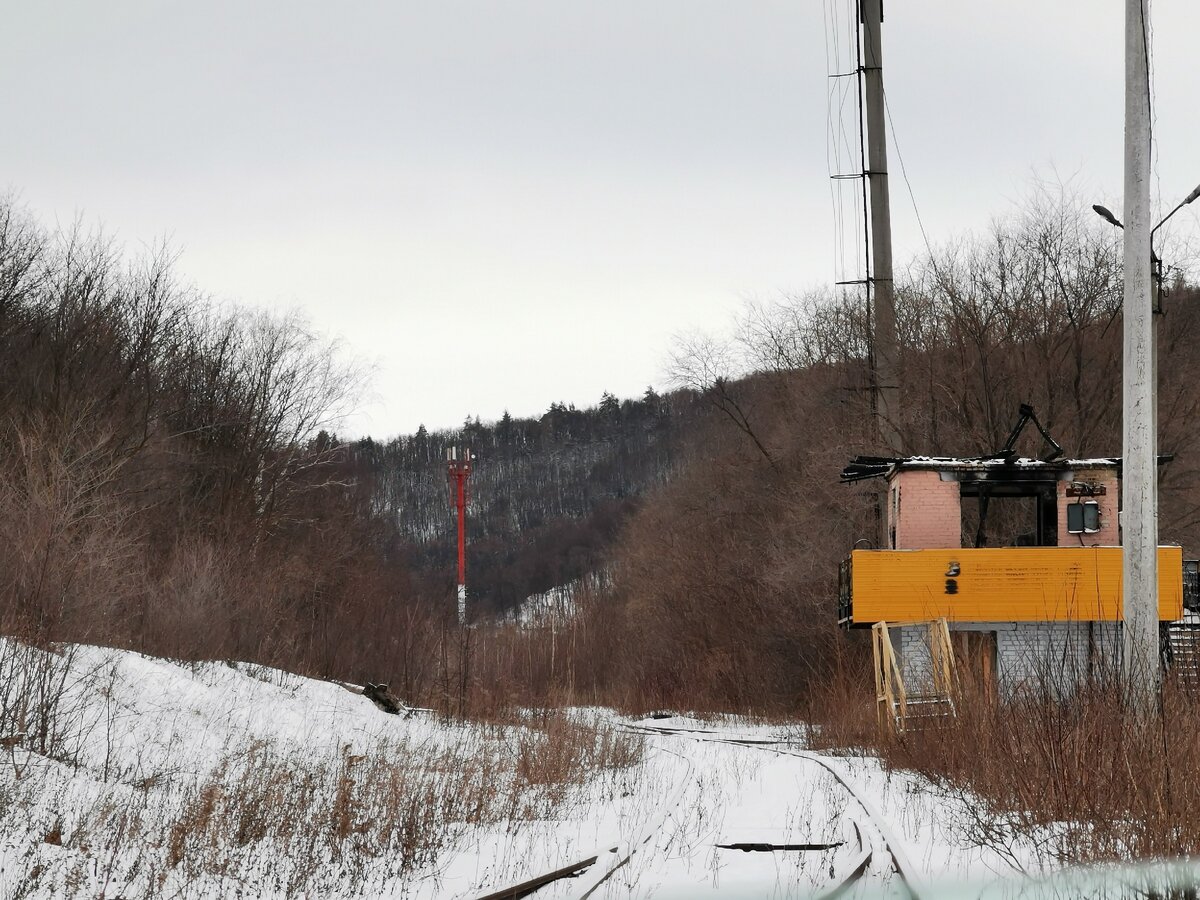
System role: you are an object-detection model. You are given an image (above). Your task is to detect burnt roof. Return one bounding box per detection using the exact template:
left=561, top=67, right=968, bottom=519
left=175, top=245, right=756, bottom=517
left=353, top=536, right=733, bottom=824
left=840, top=453, right=1127, bottom=484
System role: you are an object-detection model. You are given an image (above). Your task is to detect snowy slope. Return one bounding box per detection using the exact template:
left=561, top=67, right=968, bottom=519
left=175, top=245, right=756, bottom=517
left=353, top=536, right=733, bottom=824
left=0, top=641, right=657, bottom=898
left=0, top=642, right=1074, bottom=899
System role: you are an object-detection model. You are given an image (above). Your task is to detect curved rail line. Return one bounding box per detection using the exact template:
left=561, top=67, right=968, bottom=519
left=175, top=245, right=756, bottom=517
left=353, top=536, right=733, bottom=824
left=473, top=743, right=696, bottom=900
left=630, top=721, right=922, bottom=899
left=472, top=721, right=920, bottom=900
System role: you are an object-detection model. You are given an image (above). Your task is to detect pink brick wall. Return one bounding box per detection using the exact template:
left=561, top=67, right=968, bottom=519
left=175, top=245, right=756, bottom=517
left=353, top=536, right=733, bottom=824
left=890, top=470, right=962, bottom=549
left=1057, top=468, right=1119, bottom=546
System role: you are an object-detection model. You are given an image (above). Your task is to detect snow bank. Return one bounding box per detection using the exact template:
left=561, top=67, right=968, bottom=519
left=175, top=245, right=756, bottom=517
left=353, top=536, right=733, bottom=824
left=0, top=640, right=653, bottom=899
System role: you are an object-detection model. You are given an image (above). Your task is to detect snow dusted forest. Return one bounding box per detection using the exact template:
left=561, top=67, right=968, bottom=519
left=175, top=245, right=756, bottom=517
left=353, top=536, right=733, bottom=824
left=355, top=388, right=690, bottom=614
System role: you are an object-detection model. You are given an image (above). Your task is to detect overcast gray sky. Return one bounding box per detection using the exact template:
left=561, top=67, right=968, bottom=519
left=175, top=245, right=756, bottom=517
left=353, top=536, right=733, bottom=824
left=3, top=2, right=1198, bottom=436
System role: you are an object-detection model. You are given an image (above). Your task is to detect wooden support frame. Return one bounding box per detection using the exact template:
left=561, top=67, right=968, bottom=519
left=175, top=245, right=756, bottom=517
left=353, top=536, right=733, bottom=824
left=928, top=618, right=958, bottom=699
left=872, top=621, right=907, bottom=731
left=872, top=618, right=958, bottom=733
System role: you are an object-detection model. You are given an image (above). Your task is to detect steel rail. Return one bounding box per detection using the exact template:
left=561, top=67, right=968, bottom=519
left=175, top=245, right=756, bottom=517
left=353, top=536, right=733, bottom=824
left=622, top=721, right=922, bottom=900
left=470, top=743, right=696, bottom=900
left=472, top=721, right=919, bottom=900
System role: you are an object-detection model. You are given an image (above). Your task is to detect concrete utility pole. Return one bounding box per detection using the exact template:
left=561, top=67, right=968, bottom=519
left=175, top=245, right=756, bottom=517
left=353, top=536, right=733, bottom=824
left=1121, top=0, right=1160, bottom=706
left=861, top=0, right=902, bottom=455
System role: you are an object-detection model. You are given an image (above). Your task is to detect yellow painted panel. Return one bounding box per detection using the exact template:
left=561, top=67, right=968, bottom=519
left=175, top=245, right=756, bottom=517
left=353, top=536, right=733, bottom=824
left=849, top=546, right=1184, bottom=624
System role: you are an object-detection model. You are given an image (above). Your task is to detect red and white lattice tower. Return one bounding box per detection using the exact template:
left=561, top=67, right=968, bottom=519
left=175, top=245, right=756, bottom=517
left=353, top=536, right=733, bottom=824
left=446, top=447, right=474, bottom=624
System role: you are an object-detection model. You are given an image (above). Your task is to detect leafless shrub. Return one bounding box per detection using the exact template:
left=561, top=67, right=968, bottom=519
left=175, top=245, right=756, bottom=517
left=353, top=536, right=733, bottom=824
left=843, top=676, right=1200, bottom=867
left=0, top=640, right=102, bottom=766
left=146, top=717, right=642, bottom=895
left=0, top=423, right=144, bottom=648
left=147, top=540, right=239, bottom=660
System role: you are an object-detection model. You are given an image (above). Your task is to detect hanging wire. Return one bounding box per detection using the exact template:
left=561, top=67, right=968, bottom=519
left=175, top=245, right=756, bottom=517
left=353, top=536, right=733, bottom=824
left=824, top=0, right=869, bottom=299
left=1144, top=0, right=1158, bottom=218
left=884, top=94, right=933, bottom=263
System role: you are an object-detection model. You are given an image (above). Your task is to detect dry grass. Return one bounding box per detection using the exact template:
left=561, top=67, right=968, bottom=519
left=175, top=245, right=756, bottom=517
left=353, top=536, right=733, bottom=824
left=4, top=701, right=644, bottom=897
left=809, top=669, right=1200, bottom=867
left=0, top=637, right=647, bottom=898
left=157, top=713, right=645, bottom=894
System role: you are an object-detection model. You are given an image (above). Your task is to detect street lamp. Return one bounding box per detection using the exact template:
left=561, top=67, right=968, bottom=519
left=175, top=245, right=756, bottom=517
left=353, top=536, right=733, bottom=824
left=1094, top=184, right=1200, bottom=308
left=1153, top=183, right=1200, bottom=238
left=1092, top=203, right=1123, bottom=229
left=1094, top=183, right=1200, bottom=233
left=1092, top=185, right=1198, bottom=688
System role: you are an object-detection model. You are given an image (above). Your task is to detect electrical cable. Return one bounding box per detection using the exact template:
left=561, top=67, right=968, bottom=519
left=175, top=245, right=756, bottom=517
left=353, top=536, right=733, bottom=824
left=826, top=0, right=867, bottom=289
left=883, top=93, right=933, bottom=265
left=883, top=87, right=954, bottom=360
left=1142, top=0, right=1157, bottom=217
left=823, top=0, right=837, bottom=282
left=824, top=0, right=844, bottom=284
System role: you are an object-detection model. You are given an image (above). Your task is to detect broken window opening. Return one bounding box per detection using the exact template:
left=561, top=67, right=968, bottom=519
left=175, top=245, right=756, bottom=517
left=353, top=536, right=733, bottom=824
left=960, top=484, right=1057, bottom=548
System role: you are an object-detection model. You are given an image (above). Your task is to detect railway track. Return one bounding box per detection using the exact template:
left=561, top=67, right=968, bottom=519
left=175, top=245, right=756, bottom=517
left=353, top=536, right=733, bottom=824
left=628, top=721, right=920, bottom=899
left=474, top=718, right=920, bottom=900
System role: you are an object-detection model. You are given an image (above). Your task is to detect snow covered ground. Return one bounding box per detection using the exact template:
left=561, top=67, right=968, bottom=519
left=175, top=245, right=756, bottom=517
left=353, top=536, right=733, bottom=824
left=0, top=640, right=1141, bottom=899
left=503, top=582, right=579, bottom=627
left=577, top=716, right=1042, bottom=899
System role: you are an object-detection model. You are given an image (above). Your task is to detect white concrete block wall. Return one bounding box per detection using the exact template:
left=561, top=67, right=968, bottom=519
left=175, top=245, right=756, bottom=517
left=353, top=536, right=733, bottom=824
left=894, top=625, right=932, bottom=692
left=893, top=621, right=1123, bottom=698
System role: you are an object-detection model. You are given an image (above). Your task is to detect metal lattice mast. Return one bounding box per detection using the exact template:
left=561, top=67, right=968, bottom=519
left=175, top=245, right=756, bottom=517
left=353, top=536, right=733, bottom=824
left=446, top=447, right=474, bottom=625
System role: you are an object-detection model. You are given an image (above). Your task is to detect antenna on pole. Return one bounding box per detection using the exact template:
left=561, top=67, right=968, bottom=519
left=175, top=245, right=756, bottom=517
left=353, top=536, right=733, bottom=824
left=446, top=446, right=474, bottom=625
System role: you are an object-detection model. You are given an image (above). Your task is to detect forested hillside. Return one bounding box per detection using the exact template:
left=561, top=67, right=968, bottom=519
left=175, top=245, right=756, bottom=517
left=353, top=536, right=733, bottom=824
left=353, top=389, right=701, bottom=615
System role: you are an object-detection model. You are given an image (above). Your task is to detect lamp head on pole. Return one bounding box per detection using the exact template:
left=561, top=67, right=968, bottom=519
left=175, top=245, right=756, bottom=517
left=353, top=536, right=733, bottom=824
left=1092, top=204, right=1124, bottom=229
